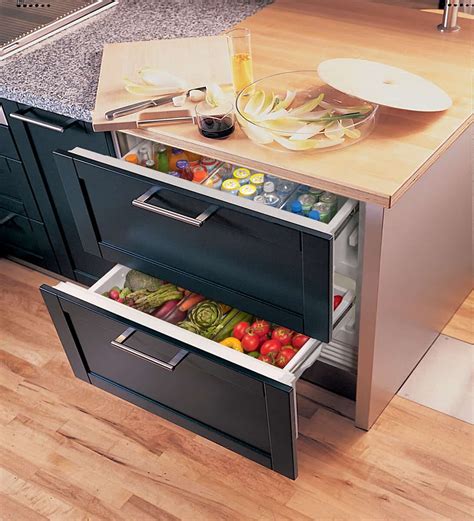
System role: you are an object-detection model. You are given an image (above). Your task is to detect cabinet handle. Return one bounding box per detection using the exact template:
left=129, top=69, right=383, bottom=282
left=132, top=186, right=218, bottom=227
left=110, top=327, right=188, bottom=371
left=0, top=212, right=16, bottom=226
left=9, top=110, right=76, bottom=133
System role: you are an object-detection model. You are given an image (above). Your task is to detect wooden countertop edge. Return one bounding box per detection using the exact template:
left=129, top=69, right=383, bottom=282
left=122, top=127, right=391, bottom=207
left=389, top=114, right=474, bottom=207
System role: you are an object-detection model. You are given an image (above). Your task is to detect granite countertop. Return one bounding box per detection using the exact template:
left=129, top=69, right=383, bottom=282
left=0, top=0, right=271, bottom=121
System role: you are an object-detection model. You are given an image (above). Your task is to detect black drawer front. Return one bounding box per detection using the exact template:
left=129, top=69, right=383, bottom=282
left=0, top=156, right=41, bottom=220
left=0, top=125, right=19, bottom=160
left=0, top=209, right=58, bottom=271
left=54, top=151, right=333, bottom=342
left=41, top=286, right=299, bottom=478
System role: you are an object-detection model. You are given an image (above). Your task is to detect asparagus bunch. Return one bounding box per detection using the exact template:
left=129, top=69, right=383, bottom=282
left=126, top=284, right=183, bottom=314
left=136, top=284, right=183, bottom=313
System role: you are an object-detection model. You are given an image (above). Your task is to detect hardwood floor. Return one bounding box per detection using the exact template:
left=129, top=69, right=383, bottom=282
left=442, top=291, right=473, bottom=344
left=0, top=258, right=473, bottom=521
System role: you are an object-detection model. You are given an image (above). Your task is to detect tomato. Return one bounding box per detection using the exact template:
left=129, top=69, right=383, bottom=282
left=258, top=352, right=276, bottom=365
left=334, top=294, right=343, bottom=309
left=275, top=347, right=297, bottom=368
left=109, top=289, right=120, bottom=300
left=260, top=339, right=281, bottom=356
left=271, top=327, right=293, bottom=345
left=241, top=330, right=261, bottom=352
left=292, top=333, right=310, bottom=351
left=233, top=321, right=250, bottom=340
left=251, top=320, right=270, bottom=337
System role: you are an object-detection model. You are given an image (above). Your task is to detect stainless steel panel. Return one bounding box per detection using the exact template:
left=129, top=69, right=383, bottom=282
left=355, top=125, right=473, bottom=430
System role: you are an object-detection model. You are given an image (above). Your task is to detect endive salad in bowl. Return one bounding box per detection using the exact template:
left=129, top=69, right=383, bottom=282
left=236, top=71, right=378, bottom=152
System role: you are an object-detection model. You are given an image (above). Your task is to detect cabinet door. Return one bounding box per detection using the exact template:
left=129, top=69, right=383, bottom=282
left=6, top=103, right=115, bottom=284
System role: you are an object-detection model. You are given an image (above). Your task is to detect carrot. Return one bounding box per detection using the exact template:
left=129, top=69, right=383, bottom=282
left=179, top=293, right=205, bottom=312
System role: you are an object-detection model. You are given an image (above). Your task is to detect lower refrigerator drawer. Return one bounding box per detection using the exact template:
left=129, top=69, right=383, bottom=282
left=40, top=264, right=353, bottom=479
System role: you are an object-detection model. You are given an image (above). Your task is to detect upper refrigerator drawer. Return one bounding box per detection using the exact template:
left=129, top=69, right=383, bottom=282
left=53, top=147, right=357, bottom=342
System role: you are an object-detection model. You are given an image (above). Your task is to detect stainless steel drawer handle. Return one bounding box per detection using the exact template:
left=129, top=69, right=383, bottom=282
left=9, top=110, right=76, bottom=133
left=132, top=186, right=218, bottom=227
left=110, top=327, right=188, bottom=371
left=0, top=212, right=16, bottom=226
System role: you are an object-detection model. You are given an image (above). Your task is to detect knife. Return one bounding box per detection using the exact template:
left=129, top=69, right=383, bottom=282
left=105, top=87, right=206, bottom=121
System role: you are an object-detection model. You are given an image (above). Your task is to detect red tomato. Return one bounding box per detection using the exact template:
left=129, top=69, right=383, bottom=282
left=109, top=289, right=120, bottom=300
left=260, top=339, right=281, bottom=356
left=271, top=327, right=293, bottom=345
left=251, top=320, right=271, bottom=337
left=334, top=294, right=343, bottom=309
left=276, top=347, right=297, bottom=368
left=292, top=333, right=310, bottom=351
left=258, top=352, right=276, bottom=365
left=233, top=321, right=250, bottom=340
left=241, top=330, right=261, bottom=352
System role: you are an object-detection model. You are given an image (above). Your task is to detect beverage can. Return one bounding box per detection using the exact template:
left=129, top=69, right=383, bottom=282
left=201, top=157, right=219, bottom=171
left=250, top=173, right=265, bottom=193
left=221, top=179, right=240, bottom=195
left=233, top=167, right=251, bottom=184
left=238, top=184, right=257, bottom=199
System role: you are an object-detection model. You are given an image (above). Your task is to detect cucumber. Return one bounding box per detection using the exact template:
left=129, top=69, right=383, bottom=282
left=212, top=310, right=253, bottom=342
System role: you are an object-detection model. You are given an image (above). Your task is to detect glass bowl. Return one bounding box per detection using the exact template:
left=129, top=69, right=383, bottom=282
left=235, top=70, right=378, bottom=153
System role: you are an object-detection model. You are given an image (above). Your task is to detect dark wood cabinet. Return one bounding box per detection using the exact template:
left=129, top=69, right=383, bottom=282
left=0, top=101, right=58, bottom=271
left=2, top=98, right=115, bottom=283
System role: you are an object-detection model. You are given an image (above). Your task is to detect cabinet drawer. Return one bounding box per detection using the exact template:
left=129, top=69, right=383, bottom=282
left=41, top=264, right=330, bottom=479
left=53, top=148, right=358, bottom=342
left=0, top=125, right=19, bottom=160
left=0, top=208, right=57, bottom=270
left=0, top=156, right=41, bottom=220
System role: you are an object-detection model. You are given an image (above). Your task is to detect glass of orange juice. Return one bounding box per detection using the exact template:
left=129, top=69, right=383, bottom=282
left=225, top=28, right=254, bottom=95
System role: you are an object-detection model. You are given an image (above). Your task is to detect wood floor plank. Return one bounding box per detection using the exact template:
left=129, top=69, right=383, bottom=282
left=442, top=290, right=473, bottom=344
left=0, top=258, right=472, bottom=521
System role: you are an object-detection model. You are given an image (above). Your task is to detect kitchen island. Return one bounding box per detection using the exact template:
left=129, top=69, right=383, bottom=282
left=0, top=0, right=471, bottom=479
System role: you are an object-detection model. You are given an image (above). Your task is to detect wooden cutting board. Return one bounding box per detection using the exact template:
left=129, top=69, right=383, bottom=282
left=92, top=36, right=232, bottom=131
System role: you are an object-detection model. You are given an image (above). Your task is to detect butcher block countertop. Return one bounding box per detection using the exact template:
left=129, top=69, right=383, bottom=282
left=126, top=0, right=473, bottom=207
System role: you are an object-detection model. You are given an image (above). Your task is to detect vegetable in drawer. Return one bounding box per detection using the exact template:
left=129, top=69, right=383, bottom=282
left=100, top=269, right=324, bottom=368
